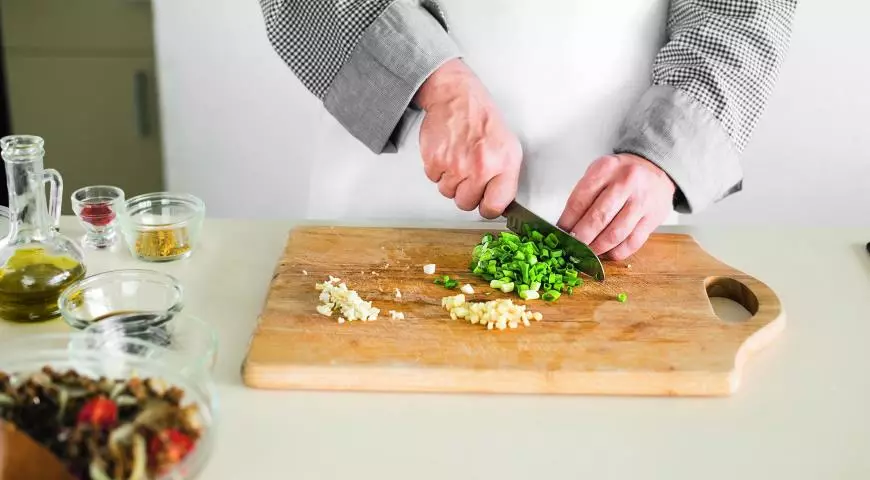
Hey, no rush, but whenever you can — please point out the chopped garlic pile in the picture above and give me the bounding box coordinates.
[441,294,542,331]
[315,276,380,323]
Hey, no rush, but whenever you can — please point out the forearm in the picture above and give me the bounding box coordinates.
[614,0,798,213]
[259,0,461,153]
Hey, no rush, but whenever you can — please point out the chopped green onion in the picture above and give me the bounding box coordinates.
[520,290,540,300]
[544,233,559,249]
[466,225,588,302]
[617,292,628,303]
[542,290,561,302]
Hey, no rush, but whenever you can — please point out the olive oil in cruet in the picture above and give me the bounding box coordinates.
[0,135,86,322]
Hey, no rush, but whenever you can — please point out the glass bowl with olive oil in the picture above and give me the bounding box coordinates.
[57,269,183,330]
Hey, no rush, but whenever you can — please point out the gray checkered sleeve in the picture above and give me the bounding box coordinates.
[259,0,460,153]
[614,0,798,213]
[259,0,797,213]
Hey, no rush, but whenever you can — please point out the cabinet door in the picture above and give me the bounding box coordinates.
[3,54,164,213]
[1,0,154,52]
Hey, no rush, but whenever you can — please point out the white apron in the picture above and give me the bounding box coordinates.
[306,0,678,226]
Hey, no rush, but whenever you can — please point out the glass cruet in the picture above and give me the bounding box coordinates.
[0,134,87,322]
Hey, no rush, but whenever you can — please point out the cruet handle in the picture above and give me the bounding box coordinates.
[42,168,63,233]
[0,206,9,241]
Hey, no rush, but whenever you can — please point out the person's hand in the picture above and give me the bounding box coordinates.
[414,59,522,219]
[556,153,675,261]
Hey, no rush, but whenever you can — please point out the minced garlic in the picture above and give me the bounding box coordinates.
[441,294,542,331]
[315,276,380,323]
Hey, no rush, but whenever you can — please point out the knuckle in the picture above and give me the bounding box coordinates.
[604,228,628,246]
[623,164,645,184]
[598,155,620,170]
[590,209,609,227]
[472,160,491,179]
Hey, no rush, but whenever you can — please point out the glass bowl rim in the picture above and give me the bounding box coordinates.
[0,331,220,480]
[81,313,219,372]
[70,184,126,202]
[58,268,185,330]
[124,192,205,228]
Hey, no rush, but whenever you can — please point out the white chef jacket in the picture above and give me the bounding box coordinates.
[258,0,796,226]
[305,0,678,226]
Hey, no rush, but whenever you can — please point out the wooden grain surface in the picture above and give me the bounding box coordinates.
[241,226,785,396]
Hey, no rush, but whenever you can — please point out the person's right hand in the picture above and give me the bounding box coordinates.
[413,59,522,219]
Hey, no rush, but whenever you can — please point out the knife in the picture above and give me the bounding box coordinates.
[502,201,606,281]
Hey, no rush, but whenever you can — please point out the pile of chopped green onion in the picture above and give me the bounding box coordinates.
[434,274,458,289]
[468,228,585,302]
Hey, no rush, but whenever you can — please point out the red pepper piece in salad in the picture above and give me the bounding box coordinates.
[76,396,118,429]
[149,428,195,471]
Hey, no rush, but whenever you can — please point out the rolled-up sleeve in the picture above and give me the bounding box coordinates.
[259,0,461,154]
[613,0,798,213]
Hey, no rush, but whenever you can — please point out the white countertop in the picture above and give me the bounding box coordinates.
[4,217,870,479]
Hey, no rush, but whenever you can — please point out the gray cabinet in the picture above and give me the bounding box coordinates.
[1,0,164,213]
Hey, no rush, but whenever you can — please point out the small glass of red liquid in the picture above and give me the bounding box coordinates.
[71,186,125,249]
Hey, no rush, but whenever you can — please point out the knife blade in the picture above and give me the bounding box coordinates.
[502,201,605,281]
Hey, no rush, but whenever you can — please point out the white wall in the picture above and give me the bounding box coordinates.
[152,0,869,226]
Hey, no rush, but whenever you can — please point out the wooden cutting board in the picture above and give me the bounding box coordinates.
[241,225,785,396]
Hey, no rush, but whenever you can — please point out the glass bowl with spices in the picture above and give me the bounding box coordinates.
[58,269,184,330]
[121,192,205,263]
[0,332,219,480]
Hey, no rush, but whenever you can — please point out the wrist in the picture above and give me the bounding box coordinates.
[624,153,676,192]
[414,58,473,110]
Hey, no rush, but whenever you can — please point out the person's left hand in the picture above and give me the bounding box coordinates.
[556,153,675,261]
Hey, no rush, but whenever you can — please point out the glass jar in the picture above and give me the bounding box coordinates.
[0,135,86,322]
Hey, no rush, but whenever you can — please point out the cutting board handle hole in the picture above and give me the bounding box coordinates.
[705,277,758,323]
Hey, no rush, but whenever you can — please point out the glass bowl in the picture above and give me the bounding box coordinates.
[77,313,219,375]
[70,185,125,250]
[0,332,218,480]
[58,269,184,330]
[120,192,205,262]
